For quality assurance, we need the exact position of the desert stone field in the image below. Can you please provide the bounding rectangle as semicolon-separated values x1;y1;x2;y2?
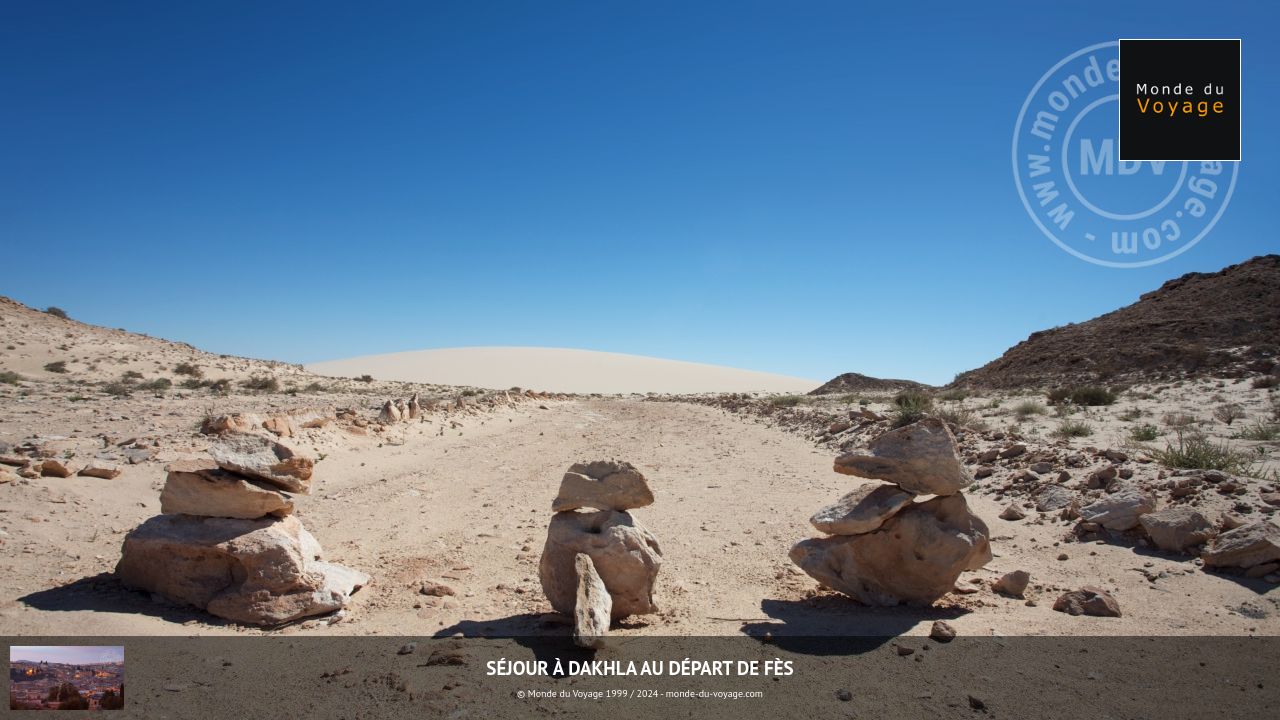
1;258;1278;645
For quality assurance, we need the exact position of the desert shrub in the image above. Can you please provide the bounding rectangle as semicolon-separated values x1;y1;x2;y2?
937;404;987;431
1118;407;1144;421
141;377;172;392
461;389;480;397
1046;387;1071;405
1052;419;1093;438
892;389;933;427
1251;375;1279;390
44;306;68;319
304;381;327;393
769;395;805;408
936;388;970;402
208;378;232;394
1236;420;1280;442
122;370;144;380
174;362;203;378
1212;403;1246;426
180;378;205;389
1013;400;1046;419
1149;431;1257;474
0;370;21;385
1163;412;1197;429
102;381;131;397
44;360;68;373
241;375;279;392
1070;386;1116;406
986;398;1002;409
358;374;374;383
1129;423;1160;442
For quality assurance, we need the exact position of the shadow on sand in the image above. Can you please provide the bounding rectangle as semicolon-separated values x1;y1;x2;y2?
18;572;236;627
739;596;971;655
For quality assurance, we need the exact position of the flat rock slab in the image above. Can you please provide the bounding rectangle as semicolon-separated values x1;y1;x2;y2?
1078;488;1155;531
78;461;123;479
573;553;611;649
539;510;661;619
552;460;654;513
832;418;968;496
1139;507;1215;553
790;493;992;606
208;433;313;494
116;514;365;626
160;458;294;519
810;483;913;535
1202;521;1280;569
1034;484;1074;512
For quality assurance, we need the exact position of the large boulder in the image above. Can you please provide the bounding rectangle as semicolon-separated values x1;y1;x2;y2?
1078;488;1155;531
208;433;313;494
832;418;969;496
552;460;654;513
159;459;294;519
789;494;992;606
1202;521;1280;570
809;483;913;535
1139;507;1215;553
573;553;611;649
115;514;366;625
539;510;662;619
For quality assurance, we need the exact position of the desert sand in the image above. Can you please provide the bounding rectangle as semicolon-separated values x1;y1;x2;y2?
306;347;820;394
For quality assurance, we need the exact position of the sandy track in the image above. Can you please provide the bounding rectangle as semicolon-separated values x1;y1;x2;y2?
1;399;1275;638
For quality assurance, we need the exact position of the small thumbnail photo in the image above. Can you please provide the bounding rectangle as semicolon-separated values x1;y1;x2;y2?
9;646;124;711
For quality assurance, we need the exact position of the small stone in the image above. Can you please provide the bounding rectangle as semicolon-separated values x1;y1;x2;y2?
419;581;456;597
40;459;77;478
398;642;417;655
1052;586;1121;617
994;570;1030;598
999;504;1027;521
929;620;956;642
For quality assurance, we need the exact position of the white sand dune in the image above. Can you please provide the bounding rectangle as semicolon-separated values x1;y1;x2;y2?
306;347;820;394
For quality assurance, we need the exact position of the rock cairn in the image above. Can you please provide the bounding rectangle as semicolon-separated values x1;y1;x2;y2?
790;417;992;606
115;432;369;626
538;460;662;648
379;394;424;424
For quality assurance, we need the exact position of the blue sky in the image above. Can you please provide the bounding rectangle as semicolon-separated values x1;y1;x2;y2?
10;645;124;664
1;1;1275;384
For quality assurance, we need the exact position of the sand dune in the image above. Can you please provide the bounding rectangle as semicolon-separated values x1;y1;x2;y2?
306;347;819;394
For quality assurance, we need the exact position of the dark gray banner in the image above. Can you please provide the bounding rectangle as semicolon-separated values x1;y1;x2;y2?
6;636;1278;718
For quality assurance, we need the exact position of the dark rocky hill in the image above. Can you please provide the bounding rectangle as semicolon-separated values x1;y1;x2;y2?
951;255;1280;389
809;372;929;396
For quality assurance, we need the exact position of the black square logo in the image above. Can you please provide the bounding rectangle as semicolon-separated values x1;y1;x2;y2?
1119;39;1240;161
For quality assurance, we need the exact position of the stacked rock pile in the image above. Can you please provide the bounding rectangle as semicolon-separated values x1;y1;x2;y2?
115;432;368;626
538;460;662;648
790;417;992;606
379;394;423;424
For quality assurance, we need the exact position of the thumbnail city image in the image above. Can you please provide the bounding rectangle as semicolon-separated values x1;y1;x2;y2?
9;646;124;711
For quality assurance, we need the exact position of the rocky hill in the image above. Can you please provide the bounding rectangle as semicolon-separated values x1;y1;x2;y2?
808;372;929;396
952;254;1280;389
